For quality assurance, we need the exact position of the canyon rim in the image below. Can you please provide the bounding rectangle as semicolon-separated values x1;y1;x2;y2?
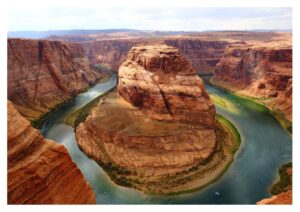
5;6;293;206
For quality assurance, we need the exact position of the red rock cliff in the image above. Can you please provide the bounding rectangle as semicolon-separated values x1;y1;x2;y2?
7;100;96;204
8;38;102;121
82;40;136;71
164;39;228;74
211;42;292;123
118;44;216;127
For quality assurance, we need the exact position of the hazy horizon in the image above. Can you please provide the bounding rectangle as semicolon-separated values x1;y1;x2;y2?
8;7;292;32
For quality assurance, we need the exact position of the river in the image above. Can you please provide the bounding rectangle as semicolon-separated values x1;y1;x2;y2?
40;74;292;204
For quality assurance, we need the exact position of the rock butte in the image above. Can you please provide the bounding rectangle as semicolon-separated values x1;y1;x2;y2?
7;100;95;204
75;44;239;194
118;44;216;126
81;39;228;74
8;38;102;121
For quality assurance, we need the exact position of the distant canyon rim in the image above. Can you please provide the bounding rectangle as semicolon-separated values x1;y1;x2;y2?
7;30;292;204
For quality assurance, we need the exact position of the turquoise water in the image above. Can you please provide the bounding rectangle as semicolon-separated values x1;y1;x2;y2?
40;76;292;204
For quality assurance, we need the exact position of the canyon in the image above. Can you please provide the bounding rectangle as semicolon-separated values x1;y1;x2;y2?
8;38;102;123
7;100;95;204
75;44;239;194
7;31;292;204
211;40;292;130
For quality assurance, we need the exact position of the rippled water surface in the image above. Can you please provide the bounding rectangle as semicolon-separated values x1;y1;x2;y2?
40;75;292;204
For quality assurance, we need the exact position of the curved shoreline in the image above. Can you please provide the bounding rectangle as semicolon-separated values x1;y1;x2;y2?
72;89;241;195
209;78;292;135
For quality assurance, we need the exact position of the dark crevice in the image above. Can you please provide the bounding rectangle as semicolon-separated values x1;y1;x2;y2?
158;86;173;117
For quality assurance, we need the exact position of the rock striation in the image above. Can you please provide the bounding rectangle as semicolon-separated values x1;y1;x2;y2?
257;190;292;205
82;40;136;71
75;44;226;194
211;42;292;125
8;38;102;121
164;39;228;74
81;39;228;74
118;44;216;127
7;100;96;204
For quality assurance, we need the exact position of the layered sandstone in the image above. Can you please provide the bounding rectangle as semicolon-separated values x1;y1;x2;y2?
118;44;216;126
211;42;292;124
75;44;225;194
164;39;228;74
82;40;136;71
81;39;228;74
8;38;102;121
7;100;95;204
257;190;292;205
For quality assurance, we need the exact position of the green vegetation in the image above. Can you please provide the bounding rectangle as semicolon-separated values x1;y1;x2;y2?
270;162;292;195
147;114;241;195
209;93;227;108
65;87;115;128
216;114;241;154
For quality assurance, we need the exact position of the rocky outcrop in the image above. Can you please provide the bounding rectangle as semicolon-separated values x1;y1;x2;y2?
82;40;136;71
7;100;95;204
211;42;292;124
81;39;228;74
118;44;216;127
164;39;228;74
257;190;292;205
8;38;102;121
75;44;222;194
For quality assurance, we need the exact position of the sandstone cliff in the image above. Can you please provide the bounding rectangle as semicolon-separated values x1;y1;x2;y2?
82;40;136;71
7;100;95;204
118;44;216;127
8;38;102;121
164;39;228;74
211;42;292;124
257;190;292;205
74;44;231;194
81;39;228;74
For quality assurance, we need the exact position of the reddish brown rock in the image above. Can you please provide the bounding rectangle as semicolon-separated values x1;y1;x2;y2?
82;40;136;71
75;44;220;194
7;100;95;204
211;42;292;123
256;190;292;205
164;39;228;74
118;44;216;127
8;38;102;121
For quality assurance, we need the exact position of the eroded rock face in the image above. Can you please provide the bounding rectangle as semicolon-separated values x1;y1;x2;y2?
118;44;216;128
76;44;218;194
211;42;292;123
7;100;95;204
82;39;228;75
256;190;292;205
8;38;102;121
82;40;136;71
164;39;228;74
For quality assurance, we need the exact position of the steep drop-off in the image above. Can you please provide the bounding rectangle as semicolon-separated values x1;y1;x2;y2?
164;39;228;74
8;38;102;121
211;42;292;126
7;100;96;204
75;44;238;194
81;38;228;74
82;40;136;71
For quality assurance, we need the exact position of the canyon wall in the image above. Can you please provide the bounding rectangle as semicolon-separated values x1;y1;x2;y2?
82;40;137;71
164;39;228;74
8;38;102;121
211;42;292;124
81;39;228;74
7;100;95;204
